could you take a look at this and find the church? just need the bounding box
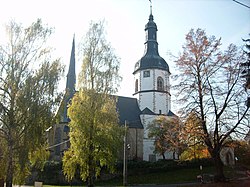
[47,6,177,162]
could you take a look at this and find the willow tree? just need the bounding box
[173,28,249,181]
[0,19,64,187]
[62,20,123,187]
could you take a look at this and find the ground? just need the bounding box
[192,178,250,187]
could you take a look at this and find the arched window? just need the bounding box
[135,79,138,92]
[157,77,164,91]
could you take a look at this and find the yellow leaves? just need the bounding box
[148,115,183,155]
[29,145,50,170]
[63,89,123,182]
[63,149,79,181]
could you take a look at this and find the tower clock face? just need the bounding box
[143,70,150,77]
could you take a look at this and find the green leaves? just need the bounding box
[0,19,64,185]
[63,90,123,184]
[78,20,122,94]
[63,20,122,186]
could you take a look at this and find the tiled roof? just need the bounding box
[116,96,143,129]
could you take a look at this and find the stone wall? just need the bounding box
[127,128,144,160]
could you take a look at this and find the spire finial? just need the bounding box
[149,0,152,15]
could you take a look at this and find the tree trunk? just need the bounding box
[6,142,13,187]
[87,143,95,187]
[213,151,226,182]
[162,152,166,160]
[173,151,176,160]
[87,174,94,187]
[88,122,95,187]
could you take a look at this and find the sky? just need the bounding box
[0,0,250,113]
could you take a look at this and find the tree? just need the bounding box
[173,28,249,181]
[234,140,250,166]
[0,135,7,180]
[181,111,208,160]
[241,37,250,91]
[147,116,184,160]
[0,19,64,187]
[241,37,250,108]
[62,20,123,187]
[63,90,123,186]
[78,20,122,94]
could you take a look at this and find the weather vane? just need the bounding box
[149,0,152,15]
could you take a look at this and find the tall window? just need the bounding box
[135,79,138,92]
[157,76,164,91]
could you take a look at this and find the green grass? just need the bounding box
[95,166,216,186]
[43,167,208,186]
[43,166,245,186]
[127,166,214,185]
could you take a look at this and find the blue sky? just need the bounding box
[0,0,249,112]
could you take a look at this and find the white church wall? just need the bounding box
[140,114,155,138]
[140,69,154,90]
[134,68,171,115]
[138,92,154,113]
[137,89,170,115]
[143,139,156,161]
[154,92,169,114]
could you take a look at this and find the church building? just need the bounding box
[47,5,177,162]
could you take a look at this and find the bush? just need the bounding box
[27,158,214,185]
[121,158,214,176]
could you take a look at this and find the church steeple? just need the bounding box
[144,2,159,56]
[133,3,171,115]
[61,36,76,122]
[133,4,169,74]
[66,36,76,92]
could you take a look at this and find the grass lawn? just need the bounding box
[43,165,246,186]
[95,166,215,186]
[43,167,211,186]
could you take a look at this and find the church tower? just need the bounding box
[133,4,171,115]
[48,36,76,159]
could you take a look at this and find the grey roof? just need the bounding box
[167,110,176,117]
[134,55,169,73]
[59,94,143,129]
[116,96,143,129]
[134,13,169,74]
[141,107,155,115]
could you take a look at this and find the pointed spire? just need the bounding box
[133,2,169,74]
[66,36,76,92]
[62,36,76,122]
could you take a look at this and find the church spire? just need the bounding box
[66,36,76,92]
[133,1,169,74]
[61,36,76,122]
[144,1,159,56]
